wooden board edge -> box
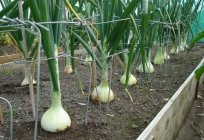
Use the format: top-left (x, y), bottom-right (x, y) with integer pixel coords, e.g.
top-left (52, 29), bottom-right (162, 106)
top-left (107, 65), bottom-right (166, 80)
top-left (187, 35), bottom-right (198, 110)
top-left (136, 58), bottom-right (204, 140)
top-left (0, 105), bottom-right (3, 126)
top-left (0, 48), bottom-right (97, 72)
top-left (0, 53), bottom-right (21, 64)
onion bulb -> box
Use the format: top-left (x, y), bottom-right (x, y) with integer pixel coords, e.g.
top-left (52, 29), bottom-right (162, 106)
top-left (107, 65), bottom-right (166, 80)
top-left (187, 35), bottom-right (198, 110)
top-left (41, 94), bottom-right (71, 132)
top-left (179, 44), bottom-right (184, 51)
top-left (64, 66), bottom-right (73, 74)
top-left (21, 77), bottom-right (36, 86)
top-left (84, 55), bottom-right (92, 65)
top-left (138, 60), bottom-right (154, 73)
top-left (154, 48), bottom-right (164, 65)
top-left (92, 83), bottom-right (114, 103)
top-left (163, 48), bottom-right (170, 60)
top-left (170, 46), bottom-right (179, 54)
top-left (21, 66), bottom-right (36, 86)
top-left (120, 73), bottom-right (137, 86)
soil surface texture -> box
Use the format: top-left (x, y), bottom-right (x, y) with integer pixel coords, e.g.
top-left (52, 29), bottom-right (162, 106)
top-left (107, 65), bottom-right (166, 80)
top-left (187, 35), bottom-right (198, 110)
top-left (0, 47), bottom-right (204, 140)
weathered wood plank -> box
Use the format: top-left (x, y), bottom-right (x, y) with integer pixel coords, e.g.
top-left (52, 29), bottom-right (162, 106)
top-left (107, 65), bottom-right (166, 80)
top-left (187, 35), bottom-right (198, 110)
top-left (0, 48), bottom-right (97, 72)
top-left (0, 54), bottom-right (21, 64)
top-left (137, 58), bottom-right (204, 140)
top-left (0, 63), bottom-right (23, 72)
top-left (0, 105), bottom-right (3, 126)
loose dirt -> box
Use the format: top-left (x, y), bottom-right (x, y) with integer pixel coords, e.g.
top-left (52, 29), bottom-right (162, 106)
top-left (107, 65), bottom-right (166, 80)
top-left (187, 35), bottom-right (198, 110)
top-left (0, 47), bottom-right (203, 140)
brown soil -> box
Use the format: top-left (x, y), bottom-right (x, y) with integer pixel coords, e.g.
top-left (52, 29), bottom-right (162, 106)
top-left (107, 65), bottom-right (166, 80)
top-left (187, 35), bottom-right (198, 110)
top-left (0, 47), bottom-right (204, 140)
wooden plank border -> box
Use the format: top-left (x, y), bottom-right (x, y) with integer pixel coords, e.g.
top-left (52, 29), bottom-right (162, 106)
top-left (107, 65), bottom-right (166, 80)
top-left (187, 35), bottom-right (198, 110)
top-left (0, 48), bottom-right (97, 72)
top-left (0, 105), bottom-right (3, 126)
top-left (0, 53), bottom-right (21, 64)
top-left (137, 58), bottom-right (204, 140)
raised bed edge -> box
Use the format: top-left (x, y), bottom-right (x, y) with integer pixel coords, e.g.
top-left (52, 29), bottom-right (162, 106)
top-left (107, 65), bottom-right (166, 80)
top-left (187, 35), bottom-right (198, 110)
top-left (137, 57), bottom-right (204, 140)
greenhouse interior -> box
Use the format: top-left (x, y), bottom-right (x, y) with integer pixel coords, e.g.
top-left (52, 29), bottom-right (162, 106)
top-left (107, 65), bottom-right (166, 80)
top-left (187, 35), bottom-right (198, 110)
top-left (0, 0), bottom-right (204, 140)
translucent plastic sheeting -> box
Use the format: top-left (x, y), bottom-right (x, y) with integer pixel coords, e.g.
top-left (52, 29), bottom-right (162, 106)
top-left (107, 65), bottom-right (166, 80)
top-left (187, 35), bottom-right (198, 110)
top-left (191, 9), bottom-right (204, 42)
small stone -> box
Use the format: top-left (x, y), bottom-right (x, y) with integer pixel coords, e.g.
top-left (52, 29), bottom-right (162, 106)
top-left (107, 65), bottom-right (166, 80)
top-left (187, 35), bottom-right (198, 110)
top-left (131, 123), bottom-right (139, 129)
top-left (198, 95), bottom-right (203, 100)
top-left (163, 98), bottom-right (169, 102)
top-left (149, 89), bottom-right (155, 91)
top-left (106, 114), bottom-right (114, 117)
top-left (196, 113), bottom-right (204, 117)
top-left (76, 102), bottom-right (86, 106)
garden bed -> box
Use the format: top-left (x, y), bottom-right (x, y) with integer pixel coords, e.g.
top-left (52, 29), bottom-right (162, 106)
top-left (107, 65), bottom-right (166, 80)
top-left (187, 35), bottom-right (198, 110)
top-left (0, 47), bottom-right (204, 140)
